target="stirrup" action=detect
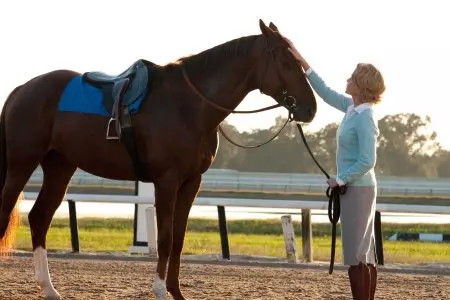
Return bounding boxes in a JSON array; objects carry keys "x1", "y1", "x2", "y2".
[{"x1": 106, "y1": 118, "x2": 120, "y2": 140}]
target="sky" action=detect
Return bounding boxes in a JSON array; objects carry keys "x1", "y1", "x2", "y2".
[{"x1": 1, "y1": 0, "x2": 449, "y2": 148}]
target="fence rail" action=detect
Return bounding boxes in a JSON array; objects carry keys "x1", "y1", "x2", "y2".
[
  {"x1": 27, "y1": 168, "x2": 450, "y2": 198},
  {"x1": 22, "y1": 192, "x2": 450, "y2": 214}
]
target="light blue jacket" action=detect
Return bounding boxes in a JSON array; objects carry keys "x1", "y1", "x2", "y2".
[{"x1": 306, "y1": 69, "x2": 379, "y2": 187}]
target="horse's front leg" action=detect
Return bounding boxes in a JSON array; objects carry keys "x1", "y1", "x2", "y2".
[
  {"x1": 153, "y1": 171, "x2": 179, "y2": 300},
  {"x1": 166, "y1": 175, "x2": 202, "y2": 300}
]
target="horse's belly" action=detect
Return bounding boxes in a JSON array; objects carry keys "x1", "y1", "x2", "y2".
[{"x1": 51, "y1": 112, "x2": 137, "y2": 181}]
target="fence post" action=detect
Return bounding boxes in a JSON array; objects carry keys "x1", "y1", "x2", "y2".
[
  {"x1": 375, "y1": 210, "x2": 384, "y2": 265},
  {"x1": 281, "y1": 215, "x2": 298, "y2": 263},
  {"x1": 301, "y1": 209, "x2": 313, "y2": 262},
  {"x1": 68, "y1": 200, "x2": 80, "y2": 253},
  {"x1": 217, "y1": 206, "x2": 230, "y2": 260}
]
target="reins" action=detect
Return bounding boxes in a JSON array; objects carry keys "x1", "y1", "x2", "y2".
[
  {"x1": 181, "y1": 65, "x2": 287, "y2": 148},
  {"x1": 181, "y1": 63, "x2": 288, "y2": 148},
  {"x1": 181, "y1": 67, "x2": 282, "y2": 114},
  {"x1": 218, "y1": 116, "x2": 290, "y2": 149}
]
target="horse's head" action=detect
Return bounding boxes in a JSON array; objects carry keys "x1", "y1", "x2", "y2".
[{"x1": 257, "y1": 19, "x2": 317, "y2": 123}]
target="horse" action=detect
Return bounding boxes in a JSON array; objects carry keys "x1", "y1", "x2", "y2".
[{"x1": 0, "y1": 19, "x2": 317, "y2": 300}]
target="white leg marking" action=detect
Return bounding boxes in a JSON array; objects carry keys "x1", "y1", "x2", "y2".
[
  {"x1": 33, "y1": 247, "x2": 61, "y2": 299},
  {"x1": 153, "y1": 273, "x2": 167, "y2": 300}
]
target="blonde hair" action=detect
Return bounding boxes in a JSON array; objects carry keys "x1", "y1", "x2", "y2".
[{"x1": 351, "y1": 63, "x2": 385, "y2": 104}]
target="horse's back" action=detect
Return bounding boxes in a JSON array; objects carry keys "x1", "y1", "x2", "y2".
[
  {"x1": 5, "y1": 69, "x2": 79, "y2": 116},
  {"x1": 2, "y1": 70, "x2": 79, "y2": 150}
]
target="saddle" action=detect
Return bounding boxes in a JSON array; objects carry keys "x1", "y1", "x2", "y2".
[
  {"x1": 82, "y1": 59, "x2": 153, "y2": 140},
  {"x1": 82, "y1": 59, "x2": 156, "y2": 181}
]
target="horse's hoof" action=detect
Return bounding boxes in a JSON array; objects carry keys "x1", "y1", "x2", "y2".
[
  {"x1": 37, "y1": 280, "x2": 61, "y2": 300},
  {"x1": 154, "y1": 276, "x2": 168, "y2": 300},
  {"x1": 168, "y1": 288, "x2": 186, "y2": 300},
  {"x1": 154, "y1": 292, "x2": 168, "y2": 300},
  {"x1": 43, "y1": 290, "x2": 61, "y2": 300},
  {"x1": 154, "y1": 287, "x2": 168, "y2": 300}
]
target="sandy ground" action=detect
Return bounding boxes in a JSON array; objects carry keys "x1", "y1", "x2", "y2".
[{"x1": 0, "y1": 254, "x2": 449, "y2": 300}]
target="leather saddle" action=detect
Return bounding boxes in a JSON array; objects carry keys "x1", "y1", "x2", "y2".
[{"x1": 82, "y1": 59, "x2": 152, "y2": 139}]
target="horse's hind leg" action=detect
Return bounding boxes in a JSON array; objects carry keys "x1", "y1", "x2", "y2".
[
  {"x1": 166, "y1": 175, "x2": 202, "y2": 300},
  {"x1": 28, "y1": 150, "x2": 76, "y2": 300}
]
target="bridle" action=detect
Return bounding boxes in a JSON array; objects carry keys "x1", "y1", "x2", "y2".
[{"x1": 181, "y1": 35, "x2": 346, "y2": 274}]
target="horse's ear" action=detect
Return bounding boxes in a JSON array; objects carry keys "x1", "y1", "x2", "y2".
[
  {"x1": 259, "y1": 19, "x2": 275, "y2": 37},
  {"x1": 269, "y1": 22, "x2": 279, "y2": 32}
]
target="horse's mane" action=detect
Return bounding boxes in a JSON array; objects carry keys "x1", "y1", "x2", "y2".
[{"x1": 174, "y1": 34, "x2": 261, "y2": 76}]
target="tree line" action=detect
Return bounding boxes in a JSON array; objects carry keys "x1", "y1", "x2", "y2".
[{"x1": 212, "y1": 113, "x2": 450, "y2": 178}]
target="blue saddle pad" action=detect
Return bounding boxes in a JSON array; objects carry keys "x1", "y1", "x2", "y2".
[{"x1": 58, "y1": 60, "x2": 150, "y2": 117}]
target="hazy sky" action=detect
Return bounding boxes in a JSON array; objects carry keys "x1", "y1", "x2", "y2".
[{"x1": 1, "y1": 0, "x2": 449, "y2": 148}]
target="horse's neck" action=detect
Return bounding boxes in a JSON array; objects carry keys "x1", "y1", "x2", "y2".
[{"x1": 183, "y1": 36, "x2": 264, "y2": 131}]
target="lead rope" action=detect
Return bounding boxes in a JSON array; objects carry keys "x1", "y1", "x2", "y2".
[{"x1": 294, "y1": 121, "x2": 346, "y2": 275}]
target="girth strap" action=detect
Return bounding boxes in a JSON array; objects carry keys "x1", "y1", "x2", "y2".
[{"x1": 121, "y1": 123, "x2": 147, "y2": 181}]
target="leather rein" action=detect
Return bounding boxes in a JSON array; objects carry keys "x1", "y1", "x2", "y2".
[{"x1": 181, "y1": 37, "x2": 346, "y2": 274}]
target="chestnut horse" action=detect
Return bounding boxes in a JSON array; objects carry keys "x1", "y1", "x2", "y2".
[{"x1": 0, "y1": 20, "x2": 316, "y2": 299}]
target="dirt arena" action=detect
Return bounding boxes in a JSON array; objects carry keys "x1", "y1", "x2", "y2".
[{"x1": 1, "y1": 253, "x2": 449, "y2": 300}]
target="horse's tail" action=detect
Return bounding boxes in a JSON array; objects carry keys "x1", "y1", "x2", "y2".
[{"x1": 0, "y1": 86, "x2": 23, "y2": 257}]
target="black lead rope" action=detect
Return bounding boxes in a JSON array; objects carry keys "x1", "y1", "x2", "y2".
[
  {"x1": 294, "y1": 121, "x2": 346, "y2": 275},
  {"x1": 325, "y1": 184, "x2": 345, "y2": 274}
]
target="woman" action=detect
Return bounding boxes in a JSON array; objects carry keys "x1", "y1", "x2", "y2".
[{"x1": 285, "y1": 38, "x2": 385, "y2": 300}]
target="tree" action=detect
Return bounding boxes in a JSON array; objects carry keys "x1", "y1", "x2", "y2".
[
  {"x1": 433, "y1": 150, "x2": 450, "y2": 178},
  {"x1": 226, "y1": 117, "x2": 297, "y2": 172},
  {"x1": 213, "y1": 113, "x2": 448, "y2": 178},
  {"x1": 376, "y1": 114, "x2": 441, "y2": 176},
  {"x1": 304, "y1": 122, "x2": 339, "y2": 174}
]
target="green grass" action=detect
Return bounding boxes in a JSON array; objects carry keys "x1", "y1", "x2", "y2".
[{"x1": 13, "y1": 217, "x2": 450, "y2": 264}]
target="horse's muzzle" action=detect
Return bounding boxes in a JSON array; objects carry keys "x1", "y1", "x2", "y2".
[{"x1": 291, "y1": 106, "x2": 315, "y2": 123}]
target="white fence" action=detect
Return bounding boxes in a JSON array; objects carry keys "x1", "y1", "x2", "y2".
[
  {"x1": 23, "y1": 192, "x2": 450, "y2": 213},
  {"x1": 27, "y1": 168, "x2": 450, "y2": 198}
]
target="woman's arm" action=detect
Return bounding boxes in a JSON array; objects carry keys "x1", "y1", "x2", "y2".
[
  {"x1": 306, "y1": 69, "x2": 353, "y2": 113},
  {"x1": 284, "y1": 38, "x2": 353, "y2": 112}
]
